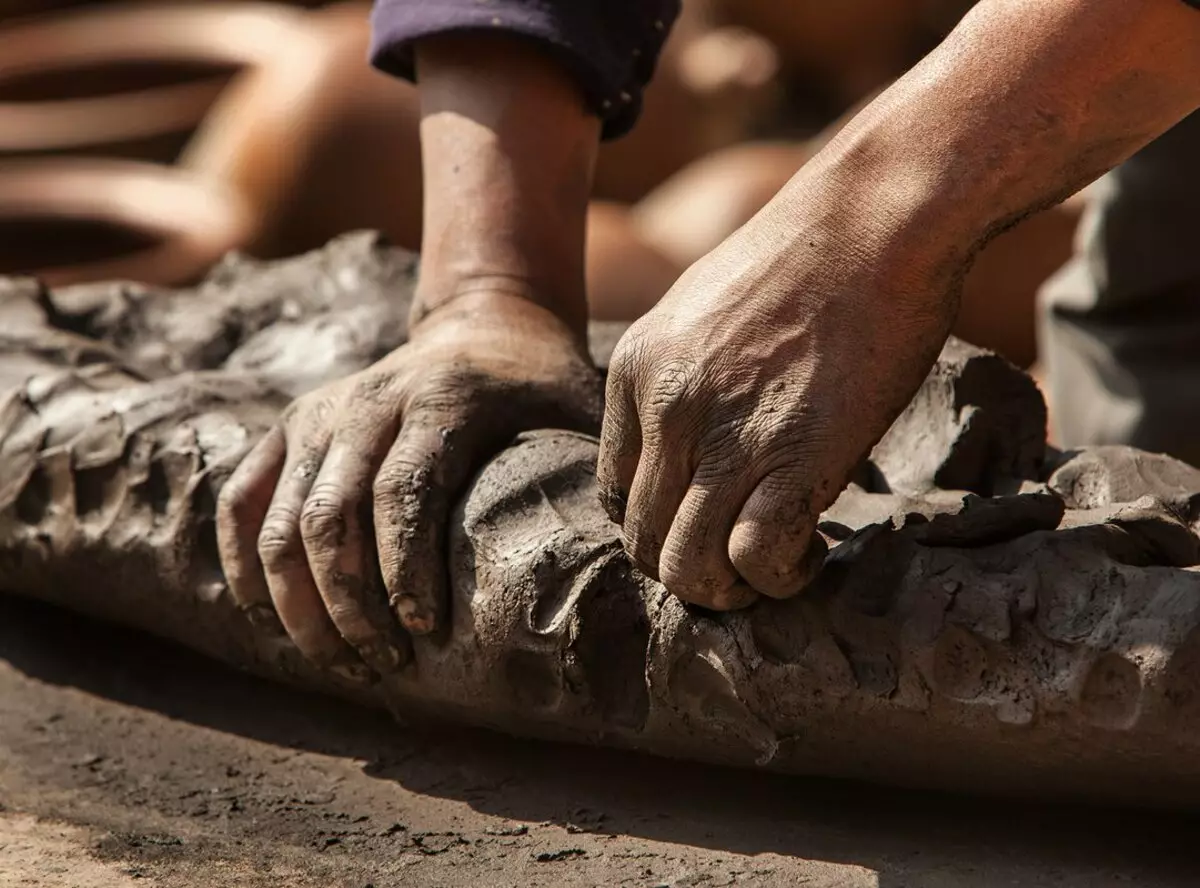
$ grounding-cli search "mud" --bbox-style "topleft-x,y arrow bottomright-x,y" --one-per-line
5,595 -> 1197,887
2,232 -> 1200,812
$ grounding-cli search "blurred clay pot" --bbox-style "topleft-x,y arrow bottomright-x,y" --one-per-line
183,1 -> 424,258
0,158 -> 251,287
586,202 -> 683,321
630,92 -> 881,269
0,2 -> 302,161
185,0 -> 781,253
709,0 -> 928,107
957,195 -> 1085,368
593,2 -> 781,202
632,141 -> 813,269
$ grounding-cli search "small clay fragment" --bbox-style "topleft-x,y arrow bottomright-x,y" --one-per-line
869,337 -> 1048,496
1048,445 -> 1200,520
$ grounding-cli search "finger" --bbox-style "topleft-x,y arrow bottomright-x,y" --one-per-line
258,437 -> 360,672
596,366 -> 642,525
728,467 -> 829,599
374,406 -> 477,636
216,426 -> 286,634
621,434 -> 693,581
658,463 -> 759,611
301,432 -> 411,674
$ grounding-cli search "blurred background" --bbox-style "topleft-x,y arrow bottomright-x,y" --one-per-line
0,0 -> 1083,373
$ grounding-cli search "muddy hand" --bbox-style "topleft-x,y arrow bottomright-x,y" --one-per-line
217,294 -> 603,675
597,163 -> 958,611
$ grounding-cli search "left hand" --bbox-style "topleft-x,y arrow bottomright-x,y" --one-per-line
597,175 -> 957,610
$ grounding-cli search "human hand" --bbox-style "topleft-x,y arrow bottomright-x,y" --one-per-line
598,174 -> 958,610
217,294 -> 602,675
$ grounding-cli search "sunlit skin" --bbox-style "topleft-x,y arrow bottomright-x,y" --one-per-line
218,0 -> 1200,673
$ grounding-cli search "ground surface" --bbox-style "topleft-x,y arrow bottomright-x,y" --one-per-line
1,596 -> 1197,888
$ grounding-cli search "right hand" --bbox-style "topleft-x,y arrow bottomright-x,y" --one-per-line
216,294 -> 603,678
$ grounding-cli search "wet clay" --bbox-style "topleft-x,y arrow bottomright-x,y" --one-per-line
2,232 -> 1199,807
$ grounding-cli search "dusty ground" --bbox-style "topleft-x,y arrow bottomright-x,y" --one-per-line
0,595 -> 1197,888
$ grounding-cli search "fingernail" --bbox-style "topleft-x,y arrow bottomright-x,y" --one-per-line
359,638 -> 411,674
243,604 -> 285,637
391,594 -> 435,636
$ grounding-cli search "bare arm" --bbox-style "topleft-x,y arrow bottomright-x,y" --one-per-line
217,35 -> 603,672
413,35 -> 597,338
599,0 -> 1200,609
798,0 -> 1200,268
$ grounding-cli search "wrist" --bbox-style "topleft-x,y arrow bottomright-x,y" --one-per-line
800,104 -> 986,272
409,283 -> 592,359
411,269 -> 588,342
725,129 -> 970,316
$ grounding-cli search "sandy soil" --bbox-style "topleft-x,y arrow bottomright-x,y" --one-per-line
1,595 -> 1196,888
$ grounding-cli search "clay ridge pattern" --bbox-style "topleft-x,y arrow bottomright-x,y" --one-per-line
2,233 -> 1199,807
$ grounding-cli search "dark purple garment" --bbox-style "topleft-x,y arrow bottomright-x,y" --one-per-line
370,0 -> 680,138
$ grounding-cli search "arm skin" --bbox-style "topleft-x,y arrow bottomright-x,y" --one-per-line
216,35 -> 602,674
597,0 -> 1200,609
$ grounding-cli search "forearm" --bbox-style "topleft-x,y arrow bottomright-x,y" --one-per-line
767,0 -> 1200,283
413,35 -> 599,340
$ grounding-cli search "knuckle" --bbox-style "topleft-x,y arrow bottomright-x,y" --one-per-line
729,527 -> 822,599
257,516 -> 302,570
350,373 -> 391,404
644,358 -> 699,416
691,451 -> 740,489
373,464 -> 416,502
279,395 -> 311,426
282,390 -> 338,430
376,548 -> 402,589
299,488 -> 349,544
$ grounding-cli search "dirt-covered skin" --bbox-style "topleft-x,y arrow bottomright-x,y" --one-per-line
2,235 -> 1200,809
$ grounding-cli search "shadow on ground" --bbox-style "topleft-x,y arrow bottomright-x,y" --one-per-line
1,593 -> 1196,886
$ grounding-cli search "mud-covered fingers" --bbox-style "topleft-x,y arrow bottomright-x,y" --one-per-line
256,437 -> 359,671
596,367 -> 642,525
728,467 -> 829,599
373,405 -> 477,636
216,426 -> 286,633
300,433 -> 411,674
657,470 -> 759,611
620,436 -> 693,581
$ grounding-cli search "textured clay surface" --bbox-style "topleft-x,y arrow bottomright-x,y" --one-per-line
2,233 -> 1200,812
